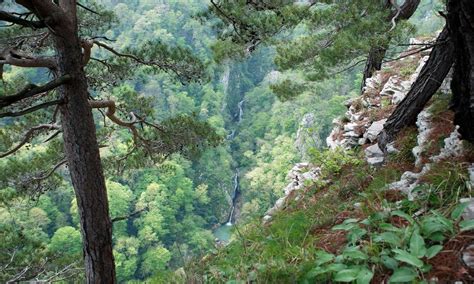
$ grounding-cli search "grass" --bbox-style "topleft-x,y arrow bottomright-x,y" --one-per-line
391,126 -> 418,165
185,137 -> 473,283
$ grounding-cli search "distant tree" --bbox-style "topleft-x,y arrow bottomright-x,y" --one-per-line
204,0 -> 418,95
0,1 -> 219,282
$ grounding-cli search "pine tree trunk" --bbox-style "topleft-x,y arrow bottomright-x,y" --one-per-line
447,0 -> 474,142
52,5 -> 116,284
378,27 -> 454,149
361,0 -> 421,92
361,46 -> 387,92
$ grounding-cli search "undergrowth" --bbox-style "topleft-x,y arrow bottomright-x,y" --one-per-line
185,147 -> 473,283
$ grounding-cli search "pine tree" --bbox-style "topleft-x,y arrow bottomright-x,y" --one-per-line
0,1 -> 219,282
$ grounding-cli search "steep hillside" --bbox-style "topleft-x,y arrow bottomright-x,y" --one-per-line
186,40 -> 474,283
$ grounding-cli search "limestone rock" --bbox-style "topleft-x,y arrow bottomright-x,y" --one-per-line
365,144 -> 385,166
460,198 -> 474,221
365,119 -> 387,142
363,73 -> 383,93
367,157 -> 384,167
380,76 -> 411,105
386,142 -> 400,154
365,144 -> 384,157
462,244 -> 474,270
431,127 -> 464,163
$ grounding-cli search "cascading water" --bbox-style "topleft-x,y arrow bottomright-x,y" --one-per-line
237,100 -> 244,123
214,64 -> 245,243
226,171 -> 239,226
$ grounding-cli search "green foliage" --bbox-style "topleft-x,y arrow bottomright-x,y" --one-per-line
309,147 -> 362,176
48,226 -> 82,266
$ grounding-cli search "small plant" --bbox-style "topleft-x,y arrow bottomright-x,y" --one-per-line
303,200 -> 471,283
308,147 -> 363,177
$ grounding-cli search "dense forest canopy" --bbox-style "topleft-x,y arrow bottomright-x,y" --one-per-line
1,0 -> 473,283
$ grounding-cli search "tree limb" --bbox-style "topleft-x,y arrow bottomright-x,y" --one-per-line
0,123 -> 60,158
0,99 -> 64,118
0,48 -> 56,69
32,159 -> 67,182
0,11 -> 46,29
0,75 -> 71,108
111,207 -> 148,223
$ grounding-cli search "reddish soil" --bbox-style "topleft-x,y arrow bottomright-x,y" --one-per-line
426,231 -> 474,282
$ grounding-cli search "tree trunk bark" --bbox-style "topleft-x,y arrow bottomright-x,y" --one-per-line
52,5 -> 116,284
378,26 -> 454,150
361,0 -> 421,92
361,46 -> 387,92
447,0 -> 474,143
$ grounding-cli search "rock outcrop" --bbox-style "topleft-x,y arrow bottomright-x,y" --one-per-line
263,163 -> 322,223
265,37 -> 471,223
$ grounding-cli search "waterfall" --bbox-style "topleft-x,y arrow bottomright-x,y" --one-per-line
237,100 -> 244,123
226,170 -> 239,226
221,64 -> 230,94
226,206 -> 235,226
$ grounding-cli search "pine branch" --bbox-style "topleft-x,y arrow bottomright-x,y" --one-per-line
0,11 -> 45,29
0,75 -> 71,108
0,99 -> 64,118
0,124 -> 60,158
111,207 -> 148,223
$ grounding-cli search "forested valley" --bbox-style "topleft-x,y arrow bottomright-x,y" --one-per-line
1,0 -> 473,283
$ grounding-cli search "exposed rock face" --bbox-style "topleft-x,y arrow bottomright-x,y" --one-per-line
380,76 -> 411,105
266,37 -> 465,222
327,53 -> 433,153
365,144 -> 385,167
412,108 -> 432,168
365,119 -> 387,143
462,244 -> 474,270
263,163 -> 322,223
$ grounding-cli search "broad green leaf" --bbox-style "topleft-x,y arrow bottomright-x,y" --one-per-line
389,267 -> 418,283
374,232 -> 402,246
409,230 -> 426,258
431,211 -> 454,232
332,219 -> 359,231
343,247 -> 368,260
425,245 -> 443,259
381,255 -> 398,270
305,266 -> 329,279
460,219 -> 474,232
333,268 -> 360,282
420,263 -> 432,273
421,219 -> 449,236
327,263 -> 346,272
315,250 -> 335,265
332,223 -> 358,231
380,223 -> 403,232
343,218 -> 361,224
427,232 -> 446,242
348,228 -> 367,244
451,202 -> 469,220
391,210 -> 415,224
356,267 -> 374,284
392,249 -> 424,268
